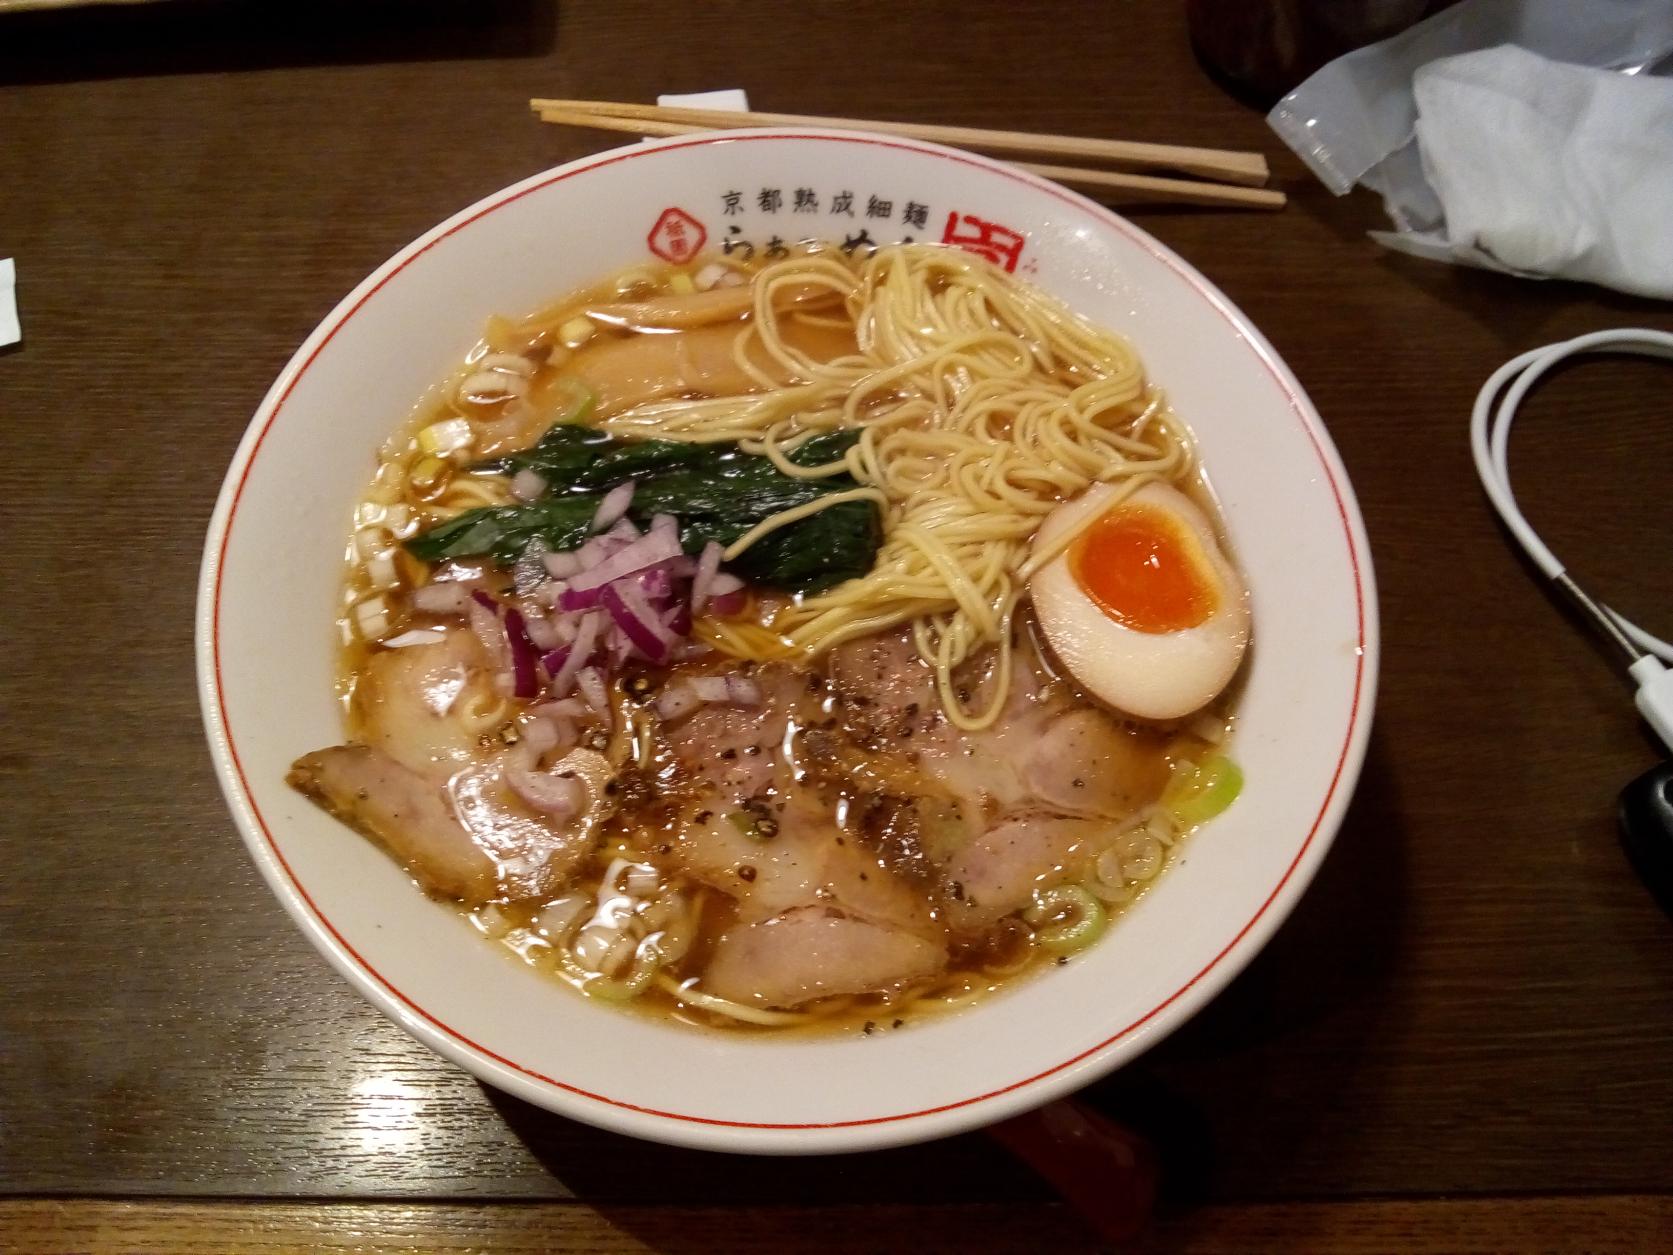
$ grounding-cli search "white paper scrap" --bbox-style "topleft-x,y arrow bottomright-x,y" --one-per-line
0,259 -> 18,347
656,89 -> 750,113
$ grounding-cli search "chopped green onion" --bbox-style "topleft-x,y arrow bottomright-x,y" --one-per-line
418,417 -> 474,457
558,315 -> 596,347
1162,753 -> 1244,829
1025,884 -> 1107,954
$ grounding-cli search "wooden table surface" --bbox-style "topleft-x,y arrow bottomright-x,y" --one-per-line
4,2 -> 1671,1250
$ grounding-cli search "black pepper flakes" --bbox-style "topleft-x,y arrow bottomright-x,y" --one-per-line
695,809 -> 713,824
1072,778 -> 1085,789
862,1020 -> 876,1036
719,748 -> 738,760
737,865 -> 758,882
1055,956 -> 1069,966
744,744 -> 761,756
625,674 -> 654,699
892,1019 -> 904,1029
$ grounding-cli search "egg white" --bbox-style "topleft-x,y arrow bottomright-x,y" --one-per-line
1030,481 -> 1250,721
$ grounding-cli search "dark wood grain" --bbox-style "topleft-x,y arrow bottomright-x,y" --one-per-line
7,1195 -> 1672,1254
3,0 -> 1672,1224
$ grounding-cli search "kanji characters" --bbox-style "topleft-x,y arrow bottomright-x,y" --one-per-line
939,211 -> 1026,272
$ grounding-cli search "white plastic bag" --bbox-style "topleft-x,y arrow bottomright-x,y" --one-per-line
1264,0 -> 1673,297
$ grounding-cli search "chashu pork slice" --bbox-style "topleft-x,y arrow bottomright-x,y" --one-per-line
702,906 -> 947,1010
288,745 -> 497,904
939,811 -> 1114,933
288,746 -> 610,906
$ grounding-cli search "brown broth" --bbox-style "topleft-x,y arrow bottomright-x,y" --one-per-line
325,246 -> 1242,1035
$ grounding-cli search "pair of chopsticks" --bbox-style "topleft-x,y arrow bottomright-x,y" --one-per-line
529,99 -> 1284,211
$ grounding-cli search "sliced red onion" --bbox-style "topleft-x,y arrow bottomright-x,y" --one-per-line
511,468 -> 548,502
383,628 -> 446,649
604,516 -> 641,543
707,590 -> 746,617
654,682 -> 701,721
507,765 -> 584,817
521,610 -> 558,651
502,607 -> 540,699
590,481 -> 635,533
572,610 -> 603,663
601,578 -> 676,663
410,583 -> 472,615
650,512 -> 679,540
687,675 -> 761,706
662,601 -> 692,637
543,549 -> 582,580
531,697 -> 587,720
469,599 -> 507,666
576,666 -> 608,712
639,566 -> 676,602
690,541 -> 723,613
709,572 -> 744,598
543,613 -> 600,696
572,537 -> 609,570
558,530 -> 683,608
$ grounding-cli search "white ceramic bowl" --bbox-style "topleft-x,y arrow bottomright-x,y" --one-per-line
197,130 -> 1377,1154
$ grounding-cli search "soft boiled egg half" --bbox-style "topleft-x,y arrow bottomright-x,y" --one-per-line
1030,481 -> 1250,721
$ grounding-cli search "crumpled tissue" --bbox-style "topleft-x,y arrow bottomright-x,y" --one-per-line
1383,45 -> 1673,298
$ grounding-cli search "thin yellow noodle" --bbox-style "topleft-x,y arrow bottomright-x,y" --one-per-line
580,243 -> 1191,727
720,487 -> 889,562
433,473 -> 514,516
655,973 -> 812,1027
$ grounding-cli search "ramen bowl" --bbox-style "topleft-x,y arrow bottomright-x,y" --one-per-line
196,130 -> 1377,1154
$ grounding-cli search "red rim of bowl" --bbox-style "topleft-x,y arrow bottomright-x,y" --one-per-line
196,129 -> 1377,1153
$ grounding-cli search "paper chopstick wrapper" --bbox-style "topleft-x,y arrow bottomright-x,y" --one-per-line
0,259 -> 18,346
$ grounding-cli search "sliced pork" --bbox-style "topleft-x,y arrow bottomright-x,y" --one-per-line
288,746 -> 497,904
703,906 -> 947,1009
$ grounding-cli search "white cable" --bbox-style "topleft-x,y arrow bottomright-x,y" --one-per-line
1470,328 -> 1673,661
1470,330 -> 1673,753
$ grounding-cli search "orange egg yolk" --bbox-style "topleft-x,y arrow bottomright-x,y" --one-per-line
1068,504 -> 1219,633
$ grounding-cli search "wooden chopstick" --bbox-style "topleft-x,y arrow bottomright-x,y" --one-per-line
532,98 -> 1270,188
531,106 -> 1286,211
